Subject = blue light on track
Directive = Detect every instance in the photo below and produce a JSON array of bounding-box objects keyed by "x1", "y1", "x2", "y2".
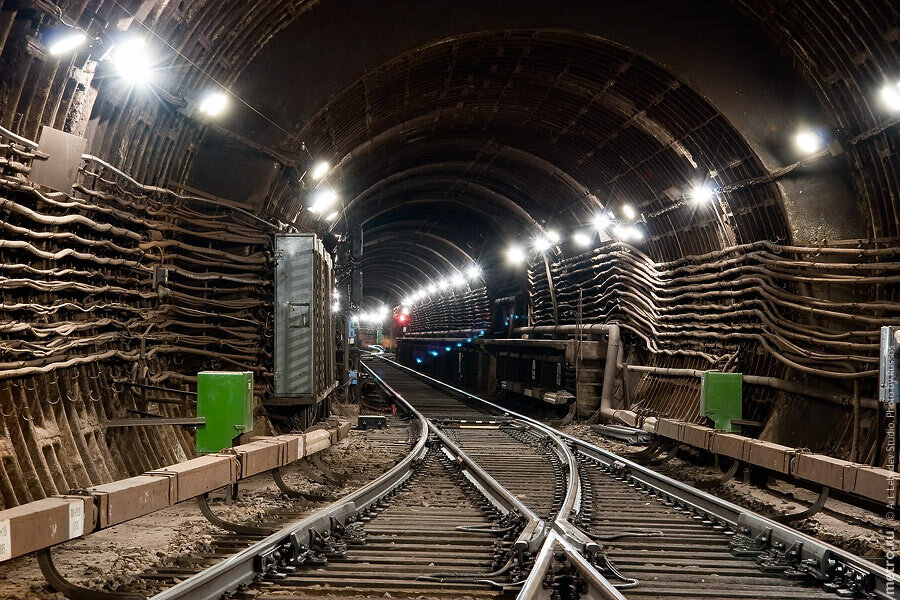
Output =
[
  {"x1": 415, "y1": 358, "x2": 423, "y2": 364},
  {"x1": 444, "y1": 346, "x2": 452, "y2": 352}
]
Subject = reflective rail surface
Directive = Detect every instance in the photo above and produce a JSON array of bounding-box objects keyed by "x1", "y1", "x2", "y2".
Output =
[
  {"x1": 91, "y1": 354, "x2": 898, "y2": 600},
  {"x1": 370, "y1": 355, "x2": 900, "y2": 600},
  {"x1": 149, "y1": 388, "x2": 431, "y2": 600}
]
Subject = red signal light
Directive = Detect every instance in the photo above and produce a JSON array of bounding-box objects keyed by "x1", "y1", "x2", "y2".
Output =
[{"x1": 397, "y1": 313, "x2": 408, "y2": 324}]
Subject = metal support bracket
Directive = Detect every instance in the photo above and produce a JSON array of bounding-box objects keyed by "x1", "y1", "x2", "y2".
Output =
[
  {"x1": 554, "y1": 401, "x2": 577, "y2": 427},
  {"x1": 773, "y1": 486, "x2": 830, "y2": 523},
  {"x1": 624, "y1": 438, "x2": 663, "y2": 461},
  {"x1": 646, "y1": 443, "x2": 680, "y2": 466},
  {"x1": 696, "y1": 459, "x2": 741, "y2": 489},
  {"x1": 197, "y1": 493, "x2": 275, "y2": 535},
  {"x1": 311, "y1": 454, "x2": 351, "y2": 483},
  {"x1": 38, "y1": 548, "x2": 146, "y2": 600},
  {"x1": 273, "y1": 467, "x2": 337, "y2": 502},
  {"x1": 297, "y1": 457, "x2": 331, "y2": 485}
]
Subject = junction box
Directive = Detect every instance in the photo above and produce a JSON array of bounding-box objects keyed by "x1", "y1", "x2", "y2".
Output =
[
  {"x1": 195, "y1": 371, "x2": 254, "y2": 454},
  {"x1": 272, "y1": 233, "x2": 336, "y2": 406},
  {"x1": 700, "y1": 371, "x2": 742, "y2": 433}
]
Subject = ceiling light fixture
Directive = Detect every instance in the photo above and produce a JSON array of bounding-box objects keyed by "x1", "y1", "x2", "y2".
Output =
[
  {"x1": 879, "y1": 82, "x2": 900, "y2": 112},
  {"x1": 309, "y1": 188, "x2": 338, "y2": 214},
  {"x1": 794, "y1": 129, "x2": 824, "y2": 155},
  {"x1": 572, "y1": 231, "x2": 592, "y2": 247},
  {"x1": 533, "y1": 236, "x2": 552, "y2": 252},
  {"x1": 310, "y1": 160, "x2": 330, "y2": 180},
  {"x1": 506, "y1": 245, "x2": 527, "y2": 265},
  {"x1": 198, "y1": 91, "x2": 228, "y2": 117},
  {"x1": 48, "y1": 30, "x2": 87, "y2": 56},
  {"x1": 112, "y1": 37, "x2": 152, "y2": 84},
  {"x1": 689, "y1": 183, "x2": 715, "y2": 204},
  {"x1": 613, "y1": 224, "x2": 644, "y2": 242},
  {"x1": 593, "y1": 213, "x2": 612, "y2": 230}
]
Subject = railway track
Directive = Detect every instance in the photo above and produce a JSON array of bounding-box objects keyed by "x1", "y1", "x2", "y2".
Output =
[
  {"x1": 252, "y1": 450, "x2": 514, "y2": 598},
  {"x1": 364, "y1": 358, "x2": 898, "y2": 600},
  {"x1": 83, "y1": 356, "x2": 897, "y2": 600},
  {"x1": 115, "y1": 419, "x2": 417, "y2": 597}
]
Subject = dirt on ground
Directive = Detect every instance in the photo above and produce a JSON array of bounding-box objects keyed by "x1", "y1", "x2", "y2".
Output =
[
  {"x1": 558, "y1": 422, "x2": 896, "y2": 560},
  {"x1": 2, "y1": 408, "x2": 893, "y2": 599},
  {"x1": 0, "y1": 416, "x2": 412, "y2": 600}
]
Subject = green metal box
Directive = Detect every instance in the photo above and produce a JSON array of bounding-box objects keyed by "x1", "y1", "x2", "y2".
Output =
[
  {"x1": 700, "y1": 371, "x2": 742, "y2": 433},
  {"x1": 195, "y1": 371, "x2": 254, "y2": 454}
]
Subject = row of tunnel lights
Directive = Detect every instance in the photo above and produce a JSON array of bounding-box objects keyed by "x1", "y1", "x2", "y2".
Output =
[
  {"x1": 503, "y1": 94, "x2": 900, "y2": 265},
  {"x1": 503, "y1": 181, "x2": 707, "y2": 264},
  {"x1": 46, "y1": 27, "x2": 900, "y2": 199},
  {"x1": 336, "y1": 84, "x2": 900, "y2": 322},
  {"x1": 413, "y1": 330, "x2": 488, "y2": 364},
  {"x1": 334, "y1": 263, "x2": 484, "y2": 325},
  {"x1": 302, "y1": 85, "x2": 900, "y2": 228},
  {"x1": 46, "y1": 27, "x2": 343, "y2": 220},
  {"x1": 47, "y1": 31, "x2": 230, "y2": 117},
  {"x1": 358, "y1": 119, "x2": 844, "y2": 313},
  {"x1": 48, "y1": 24, "x2": 900, "y2": 122},
  {"x1": 401, "y1": 265, "x2": 483, "y2": 307},
  {"x1": 46, "y1": 27, "x2": 900, "y2": 310}
]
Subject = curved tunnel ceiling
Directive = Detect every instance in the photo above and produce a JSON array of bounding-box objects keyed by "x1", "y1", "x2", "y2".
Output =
[
  {"x1": 281, "y1": 29, "x2": 791, "y2": 300},
  {"x1": 70, "y1": 0, "x2": 884, "y2": 307}
]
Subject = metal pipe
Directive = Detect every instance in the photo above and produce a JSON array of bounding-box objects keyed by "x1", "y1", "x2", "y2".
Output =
[
  {"x1": 542, "y1": 253, "x2": 559, "y2": 325},
  {"x1": 0, "y1": 124, "x2": 38, "y2": 149},
  {"x1": 403, "y1": 328, "x2": 485, "y2": 337},
  {"x1": 623, "y1": 364, "x2": 876, "y2": 410},
  {"x1": 80, "y1": 154, "x2": 277, "y2": 229}
]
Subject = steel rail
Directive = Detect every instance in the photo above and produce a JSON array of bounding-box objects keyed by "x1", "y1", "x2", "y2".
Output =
[
  {"x1": 363, "y1": 360, "x2": 548, "y2": 554},
  {"x1": 519, "y1": 531, "x2": 627, "y2": 600},
  {"x1": 368, "y1": 354, "x2": 589, "y2": 549},
  {"x1": 366, "y1": 359, "x2": 624, "y2": 598},
  {"x1": 149, "y1": 390, "x2": 430, "y2": 600},
  {"x1": 371, "y1": 354, "x2": 900, "y2": 600},
  {"x1": 149, "y1": 359, "x2": 576, "y2": 600}
]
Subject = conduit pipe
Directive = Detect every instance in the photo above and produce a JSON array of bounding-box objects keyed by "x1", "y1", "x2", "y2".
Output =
[
  {"x1": 0, "y1": 124, "x2": 38, "y2": 149},
  {"x1": 403, "y1": 328, "x2": 485, "y2": 337},
  {"x1": 623, "y1": 364, "x2": 876, "y2": 410},
  {"x1": 81, "y1": 154, "x2": 277, "y2": 230}
]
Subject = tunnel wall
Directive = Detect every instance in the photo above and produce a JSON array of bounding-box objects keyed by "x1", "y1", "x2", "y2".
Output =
[
  {"x1": 0, "y1": 0, "x2": 898, "y2": 501},
  {"x1": 403, "y1": 287, "x2": 491, "y2": 335},
  {"x1": 0, "y1": 133, "x2": 272, "y2": 509}
]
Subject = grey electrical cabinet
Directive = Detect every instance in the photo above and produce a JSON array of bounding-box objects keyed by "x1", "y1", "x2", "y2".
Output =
[{"x1": 272, "y1": 234, "x2": 336, "y2": 405}]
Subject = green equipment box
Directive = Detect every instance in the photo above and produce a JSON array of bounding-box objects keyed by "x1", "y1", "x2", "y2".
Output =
[
  {"x1": 196, "y1": 371, "x2": 254, "y2": 454},
  {"x1": 700, "y1": 371, "x2": 742, "y2": 433}
]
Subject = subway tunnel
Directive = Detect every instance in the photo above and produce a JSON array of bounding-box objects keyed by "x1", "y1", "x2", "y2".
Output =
[{"x1": 0, "y1": 0, "x2": 899, "y2": 597}]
